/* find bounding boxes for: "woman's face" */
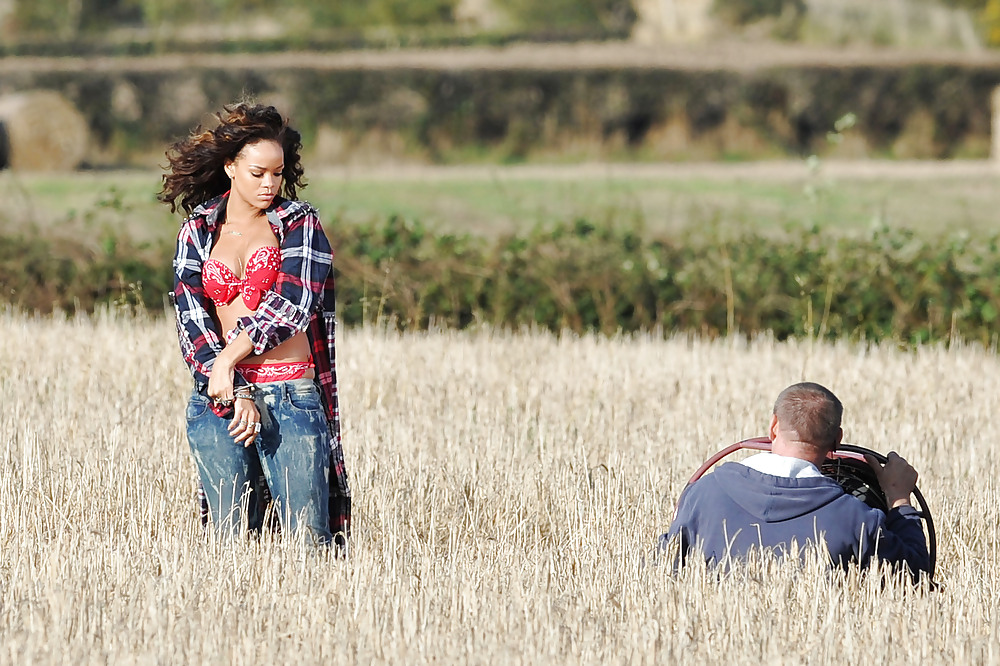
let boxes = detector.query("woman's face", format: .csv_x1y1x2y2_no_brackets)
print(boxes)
224,139,284,213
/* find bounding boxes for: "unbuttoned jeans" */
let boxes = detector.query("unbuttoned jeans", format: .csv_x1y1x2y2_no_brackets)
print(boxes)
186,378,332,544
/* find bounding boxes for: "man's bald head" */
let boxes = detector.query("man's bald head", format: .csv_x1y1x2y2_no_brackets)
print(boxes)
772,382,843,452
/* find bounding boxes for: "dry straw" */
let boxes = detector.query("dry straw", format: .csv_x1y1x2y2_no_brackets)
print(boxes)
1,309,998,664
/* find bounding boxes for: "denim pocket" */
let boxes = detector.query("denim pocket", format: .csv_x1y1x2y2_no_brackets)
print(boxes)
186,393,212,420
287,382,323,412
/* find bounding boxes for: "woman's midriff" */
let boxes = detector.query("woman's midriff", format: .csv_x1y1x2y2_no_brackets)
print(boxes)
215,297,315,380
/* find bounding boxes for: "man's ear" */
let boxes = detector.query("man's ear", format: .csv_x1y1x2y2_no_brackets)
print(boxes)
834,427,844,447
768,414,779,442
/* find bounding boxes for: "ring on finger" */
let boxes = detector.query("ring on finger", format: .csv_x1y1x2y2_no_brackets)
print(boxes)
253,422,261,433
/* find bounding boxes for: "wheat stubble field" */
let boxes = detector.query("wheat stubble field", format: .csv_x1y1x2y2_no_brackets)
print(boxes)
2,309,999,664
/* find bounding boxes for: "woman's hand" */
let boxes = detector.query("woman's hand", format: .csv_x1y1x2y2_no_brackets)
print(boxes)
228,396,261,448
207,355,236,406
208,331,255,409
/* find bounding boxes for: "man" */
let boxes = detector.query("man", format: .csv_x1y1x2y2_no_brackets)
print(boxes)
662,382,931,575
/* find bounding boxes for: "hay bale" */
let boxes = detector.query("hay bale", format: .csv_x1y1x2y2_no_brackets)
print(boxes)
0,91,90,171
632,0,715,44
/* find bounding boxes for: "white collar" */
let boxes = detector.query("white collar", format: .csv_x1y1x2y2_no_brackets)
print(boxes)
739,452,823,479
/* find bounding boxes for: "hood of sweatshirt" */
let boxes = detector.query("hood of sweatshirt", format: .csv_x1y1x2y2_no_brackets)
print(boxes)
705,462,848,522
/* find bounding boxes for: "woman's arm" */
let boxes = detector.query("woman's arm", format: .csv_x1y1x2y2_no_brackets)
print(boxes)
171,213,251,392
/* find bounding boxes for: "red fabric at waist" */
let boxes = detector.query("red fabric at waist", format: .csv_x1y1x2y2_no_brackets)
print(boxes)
236,361,314,383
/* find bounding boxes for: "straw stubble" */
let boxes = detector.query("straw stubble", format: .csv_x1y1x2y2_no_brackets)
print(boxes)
0,311,997,664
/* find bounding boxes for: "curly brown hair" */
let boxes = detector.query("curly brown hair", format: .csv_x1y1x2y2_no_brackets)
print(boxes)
158,103,306,215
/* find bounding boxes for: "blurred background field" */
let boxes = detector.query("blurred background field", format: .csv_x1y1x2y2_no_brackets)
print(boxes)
6,2,1000,170
2,161,998,243
3,0,1000,250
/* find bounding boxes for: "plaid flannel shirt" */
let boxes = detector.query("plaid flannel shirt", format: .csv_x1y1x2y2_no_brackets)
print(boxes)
170,192,351,541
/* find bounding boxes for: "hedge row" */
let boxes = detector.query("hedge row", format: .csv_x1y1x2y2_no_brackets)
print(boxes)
0,25,631,58
14,62,999,170
4,218,1000,345
1,0,635,57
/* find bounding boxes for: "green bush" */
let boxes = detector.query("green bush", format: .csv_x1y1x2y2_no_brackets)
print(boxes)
944,0,988,8
503,0,636,33
6,217,1000,346
330,217,1000,345
7,0,629,40
0,230,172,314
10,0,460,33
712,0,805,25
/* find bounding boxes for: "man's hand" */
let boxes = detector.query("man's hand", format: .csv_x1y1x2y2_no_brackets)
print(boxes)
864,451,918,510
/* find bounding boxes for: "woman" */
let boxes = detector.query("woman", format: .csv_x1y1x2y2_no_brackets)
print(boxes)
161,102,350,546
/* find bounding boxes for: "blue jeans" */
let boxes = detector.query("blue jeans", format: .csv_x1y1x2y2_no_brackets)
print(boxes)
186,378,332,544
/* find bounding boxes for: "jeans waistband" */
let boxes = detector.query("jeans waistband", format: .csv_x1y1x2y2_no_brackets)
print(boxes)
252,377,317,399
194,377,317,400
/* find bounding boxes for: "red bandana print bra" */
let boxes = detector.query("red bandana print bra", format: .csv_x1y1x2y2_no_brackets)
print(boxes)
202,246,280,310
